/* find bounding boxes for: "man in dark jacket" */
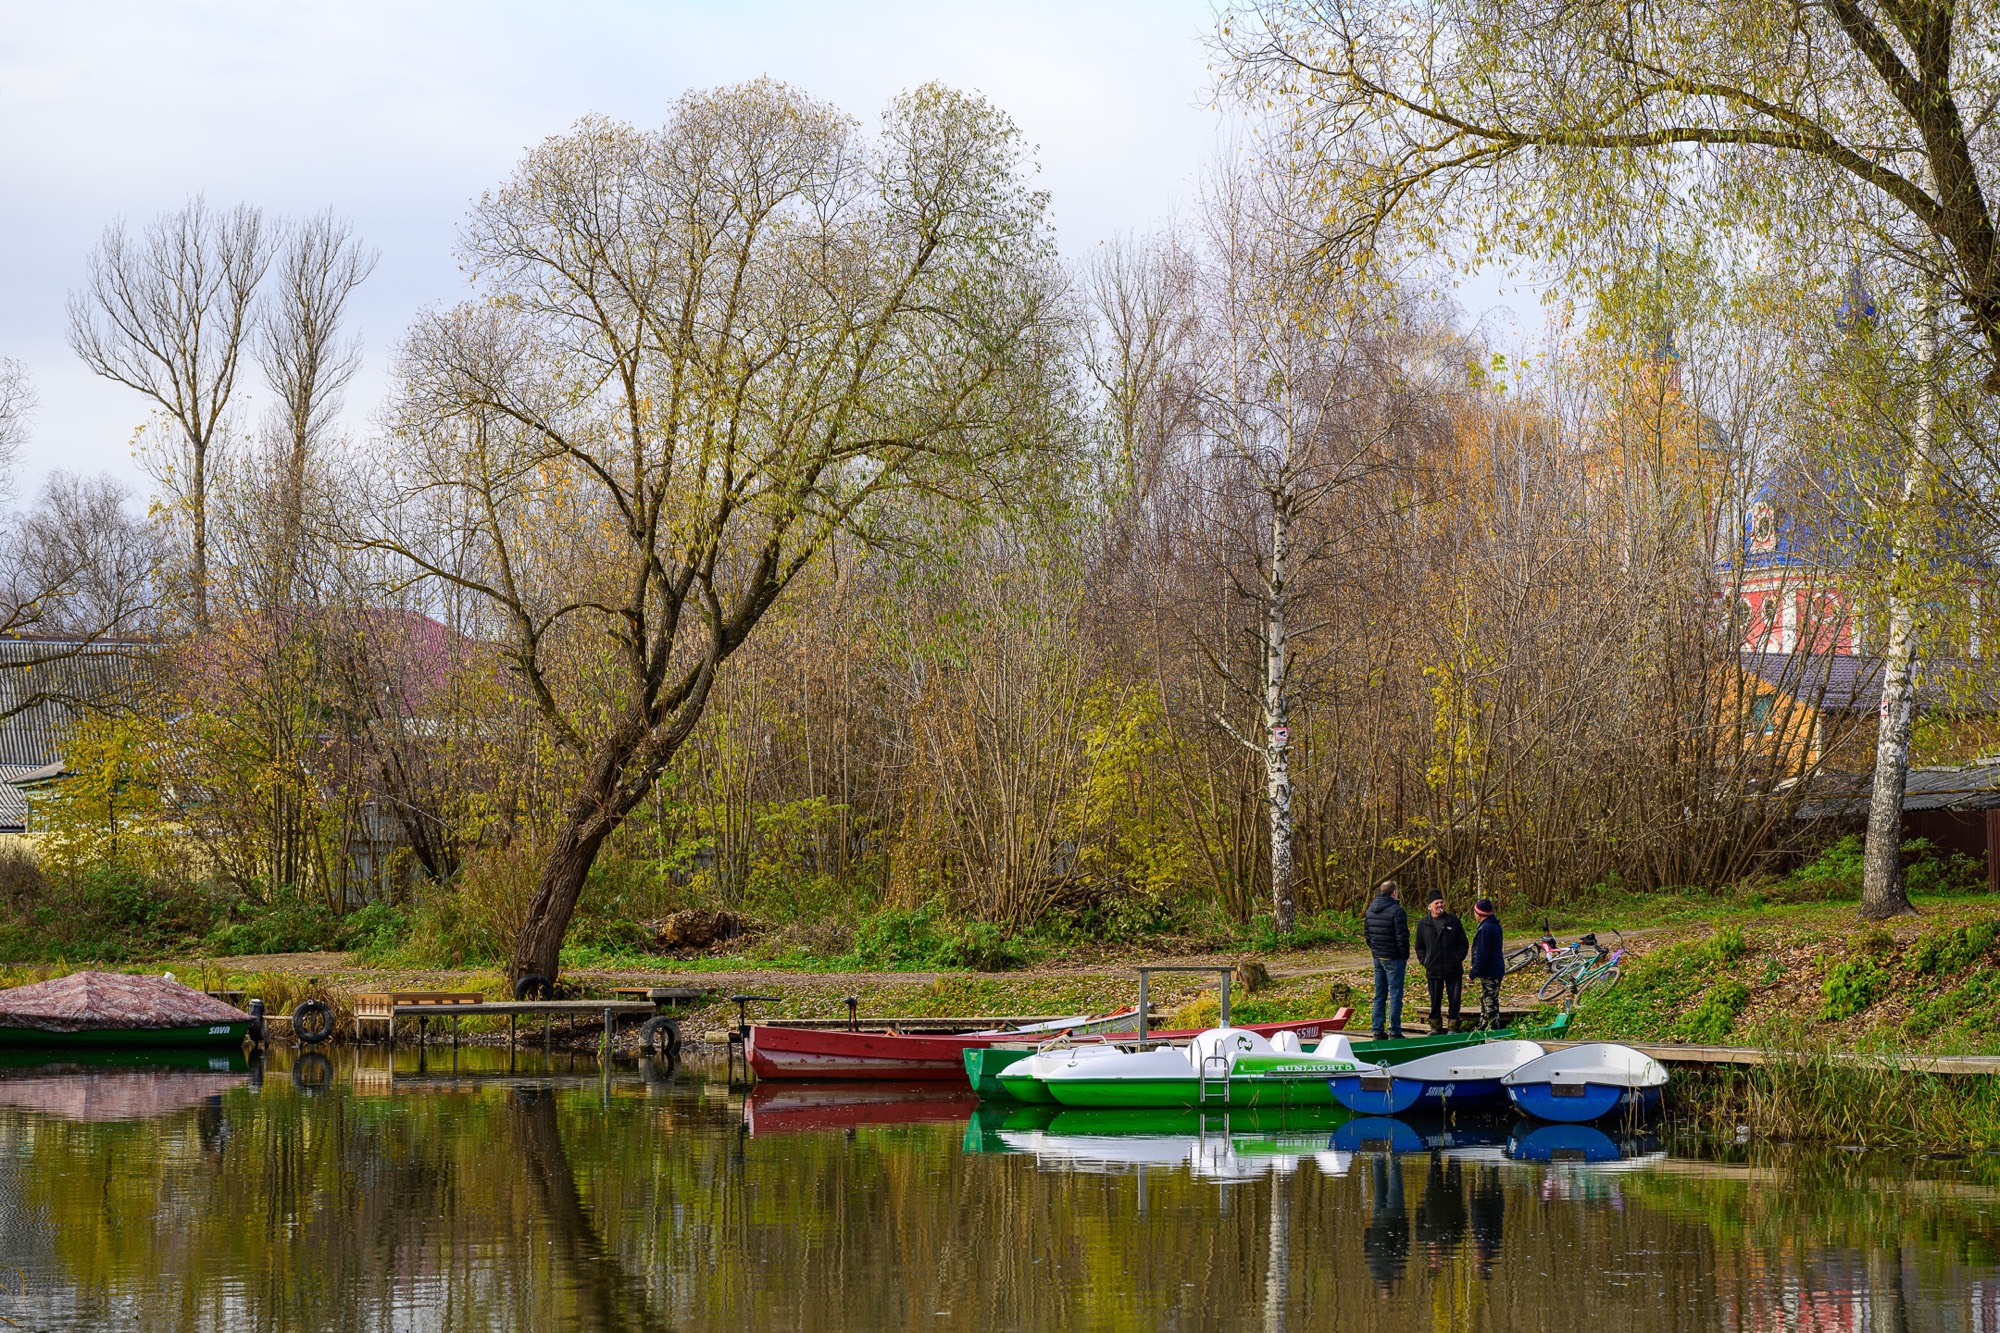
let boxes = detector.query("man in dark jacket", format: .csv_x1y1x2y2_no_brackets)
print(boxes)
1467,898,1505,1030
1363,880,1410,1039
1413,889,1469,1032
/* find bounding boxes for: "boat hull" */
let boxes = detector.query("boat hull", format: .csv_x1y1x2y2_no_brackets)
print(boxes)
966,1047,1035,1099
761,1015,1351,1085
748,1028,1010,1082
1042,1056,1366,1110
0,1022,250,1049
1329,1072,1509,1116
999,1026,1484,1108
1506,1081,1661,1123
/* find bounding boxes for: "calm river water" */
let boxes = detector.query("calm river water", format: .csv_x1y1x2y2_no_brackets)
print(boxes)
0,1047,1993,1330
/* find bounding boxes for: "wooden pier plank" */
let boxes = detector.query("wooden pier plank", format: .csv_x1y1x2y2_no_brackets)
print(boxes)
1542,1039,2000,1077
389,1000,656,1018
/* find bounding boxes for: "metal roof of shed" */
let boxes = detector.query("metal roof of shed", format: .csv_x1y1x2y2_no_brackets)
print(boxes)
1798,760,2000,818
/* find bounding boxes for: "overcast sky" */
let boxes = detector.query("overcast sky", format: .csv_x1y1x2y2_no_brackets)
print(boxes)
0,1,1529,501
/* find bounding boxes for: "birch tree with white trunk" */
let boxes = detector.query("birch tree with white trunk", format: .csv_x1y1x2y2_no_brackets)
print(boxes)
1860,285,1941,919
1190,163,1413,934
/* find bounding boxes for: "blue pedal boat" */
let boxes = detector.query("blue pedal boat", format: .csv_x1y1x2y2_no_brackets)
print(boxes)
1328,1039,1546,1115
1501,1043,1668,1123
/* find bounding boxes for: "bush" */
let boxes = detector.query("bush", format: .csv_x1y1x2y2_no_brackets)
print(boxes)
1782,835,1866,901
1704,924,1746,967
843,904,1024,972
203,896,348,956
1785,834,1984,904
1909,920,1999,976
340,902,410,961
1820,957,1887,1021
1903,838,1988,897
1677,980,1751,1042
1030,888,1190,948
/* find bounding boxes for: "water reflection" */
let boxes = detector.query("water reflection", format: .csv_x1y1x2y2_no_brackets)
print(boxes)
0,1048,248,1122
0,1050,1987,1329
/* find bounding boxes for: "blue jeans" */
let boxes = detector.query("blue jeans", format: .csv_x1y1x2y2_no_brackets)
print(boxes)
1371,958,1406,1037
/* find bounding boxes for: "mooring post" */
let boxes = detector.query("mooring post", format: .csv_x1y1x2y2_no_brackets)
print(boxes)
602,1007,613,1060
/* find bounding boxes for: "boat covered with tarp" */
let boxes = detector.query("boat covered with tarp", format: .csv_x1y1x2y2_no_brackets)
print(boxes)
0,972,254,1048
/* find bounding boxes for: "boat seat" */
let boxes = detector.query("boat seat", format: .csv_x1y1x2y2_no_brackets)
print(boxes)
1270,1030,1303,1054
1311,1035,1357,1063
1191,1028,1274,1066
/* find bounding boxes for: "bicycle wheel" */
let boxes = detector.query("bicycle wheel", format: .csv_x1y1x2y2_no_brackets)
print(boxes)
1503,944,1540,976
1537,970,1575,1004
1576,965,1622,998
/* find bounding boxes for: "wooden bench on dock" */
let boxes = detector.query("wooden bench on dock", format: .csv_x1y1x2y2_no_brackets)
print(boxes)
607,986,714,1008
354,991,484,1041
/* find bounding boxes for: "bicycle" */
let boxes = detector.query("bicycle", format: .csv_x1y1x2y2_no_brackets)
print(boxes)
1538,929,1626,1008
1504,923,1590,977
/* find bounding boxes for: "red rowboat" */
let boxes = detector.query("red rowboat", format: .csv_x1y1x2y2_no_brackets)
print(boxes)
747,1009,1353,1083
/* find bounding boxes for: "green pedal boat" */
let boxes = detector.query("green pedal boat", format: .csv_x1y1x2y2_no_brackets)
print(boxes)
979,1017,1566,1108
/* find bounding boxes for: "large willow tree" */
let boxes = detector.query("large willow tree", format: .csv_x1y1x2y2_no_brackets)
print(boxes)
1222,0,2000,919
379,80,1066,981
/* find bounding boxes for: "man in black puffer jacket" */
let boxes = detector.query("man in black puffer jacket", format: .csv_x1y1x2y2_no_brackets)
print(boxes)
1363,880,1410,1039
1413,888,1469,1032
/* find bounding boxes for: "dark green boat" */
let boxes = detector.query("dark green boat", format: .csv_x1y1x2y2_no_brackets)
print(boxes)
0,1021,252,1048
965,1046,1038,1100
0,971,255,1050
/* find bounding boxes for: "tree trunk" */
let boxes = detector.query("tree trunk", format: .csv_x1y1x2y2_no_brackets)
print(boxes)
190,444,209,628
1861,288,1938,922
1266,495,1296,935
510,805,617,982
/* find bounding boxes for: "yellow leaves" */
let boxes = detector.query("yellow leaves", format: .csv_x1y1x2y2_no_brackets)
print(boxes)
1422,648,1493,796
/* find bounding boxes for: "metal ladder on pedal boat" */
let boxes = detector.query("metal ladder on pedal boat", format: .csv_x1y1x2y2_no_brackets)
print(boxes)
1133,964,1237,1108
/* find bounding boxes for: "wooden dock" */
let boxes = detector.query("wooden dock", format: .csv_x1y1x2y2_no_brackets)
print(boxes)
1542,1039,2000,1077
355,997,657,1045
